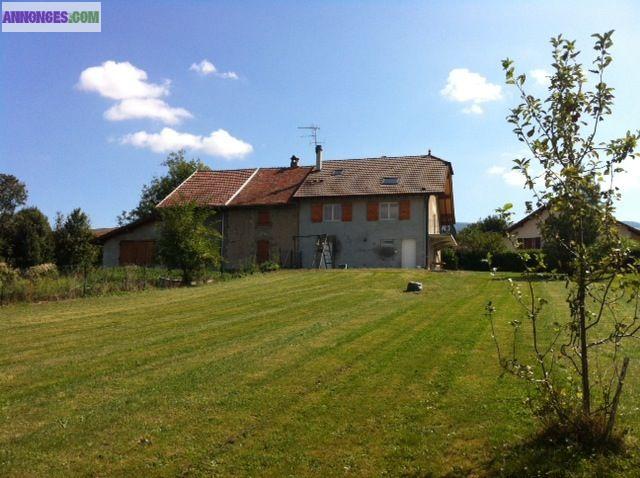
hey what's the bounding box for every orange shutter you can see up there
[311,203,323,223]
[342,202,352,222]
[399,200,411,220]
[367,202,379,221]
[256,240,270,263]
[257,210,271,225]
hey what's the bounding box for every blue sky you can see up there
[1,0,639,227]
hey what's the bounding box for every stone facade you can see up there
[223,205,299,270]
[297,195,430,268]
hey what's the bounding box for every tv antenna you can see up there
[298,125,321,146]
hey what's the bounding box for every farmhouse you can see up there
[507,205,640,249]
[98,147,456,270]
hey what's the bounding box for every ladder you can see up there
[313,234,333,269]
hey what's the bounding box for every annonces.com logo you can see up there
[2,2,101,32]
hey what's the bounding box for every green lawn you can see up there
[1,270,639,477]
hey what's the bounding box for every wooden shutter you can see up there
[311,203,323,223]
[367,202,379,221]
[342,202,352,222]
[399,200,411,220]
[257,210,271,226]
[256,240,270,263]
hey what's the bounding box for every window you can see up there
[323,203,342,222]
[381,177,399,185]
[332,169,344,176]
[257,210,271,226]
[381,239,395,248]
[522,237,542,249]
[379,202,399,220]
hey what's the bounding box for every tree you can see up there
[487,31,640,445]
[454,214,508,270]
[118,150,210,225]
[0,174,27,216]
[0,174,28,260]
[157,201,221,284]
[476,214,509,234]
[541,191,601,273]
[9,207,54,269]
[54,208,98,271]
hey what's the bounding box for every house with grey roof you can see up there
[97,146,456,270]
[293,146,456,268]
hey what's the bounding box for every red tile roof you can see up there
[157,169,257,208]
[156,154,453,209]
[229,167,313,206]
[293,155,452,198]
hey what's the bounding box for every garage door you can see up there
[119,240,156,266]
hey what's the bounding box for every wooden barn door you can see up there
[119,240,156,266]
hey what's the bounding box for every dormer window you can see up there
[381,177,398,185]
[332,169,344,176]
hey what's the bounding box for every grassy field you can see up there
[1,270,639,477]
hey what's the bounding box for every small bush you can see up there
[24,263,59,280]
[259,260,280,273]
[441,248,459,270]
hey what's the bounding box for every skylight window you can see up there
[381,177,398,185]
[332,169,344,176]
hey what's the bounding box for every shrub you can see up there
[441,248,459,270]
[259,260,280,273]
[491,250,544,272]
[0,262,19,305]
[24,263,59,280]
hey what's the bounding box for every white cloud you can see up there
[441,68,502,114]
[487,165,506,175]
[529,69,551,87]
[78,60,193,125]
[104,98,192,125]
[190,59,217,75]
[121,127,253,159]
[77,61,169,100]
[462,104,483,115]
[189,59,239,80]
[487,164,527,187]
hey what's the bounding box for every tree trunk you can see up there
[577,267,591,416]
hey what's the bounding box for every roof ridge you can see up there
[225,168,260,206]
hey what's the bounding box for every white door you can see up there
[401,239,416,268]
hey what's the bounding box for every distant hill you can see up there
[623,221,640,230]
[455,222,471,232]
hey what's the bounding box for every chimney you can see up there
[290,155,300,168]
[315,144,323,170]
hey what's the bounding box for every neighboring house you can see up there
[97,147,456,270]
[507,206,640,249]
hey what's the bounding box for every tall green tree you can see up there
[0,174,28,260]
[454,214,508,270]
[118,150,210,225]
[54,208,98,271]
[9,207,54,269]
[488,31,640,445]
[0,174,27,216]
[157,201,221,284]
